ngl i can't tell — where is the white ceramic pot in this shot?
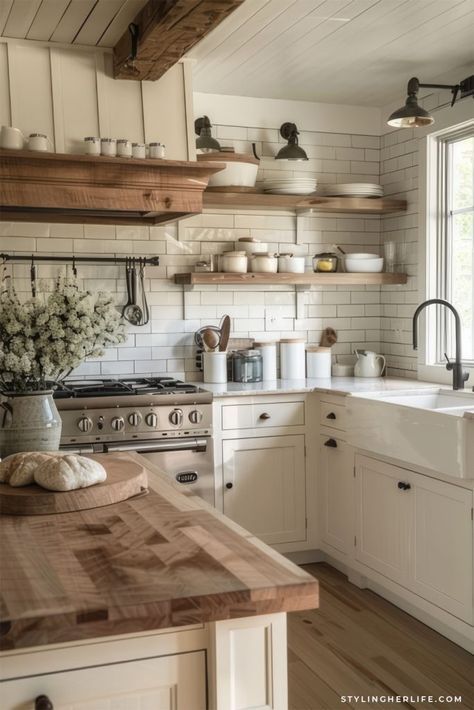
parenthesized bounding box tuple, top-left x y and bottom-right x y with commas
(1, 125, 24, 150)
(249, 253, 277, 273)
(220, 251, 248, 273)
(197, 152, 259, 188)
(278, 254, 306, 273)
(0, 391, 62, 456)
(203, 352, 228, 384)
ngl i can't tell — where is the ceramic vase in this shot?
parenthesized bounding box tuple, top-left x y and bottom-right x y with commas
(0, 391, 62, 457)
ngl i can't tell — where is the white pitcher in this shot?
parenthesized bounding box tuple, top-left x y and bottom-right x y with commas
(354, 350, 386, 378)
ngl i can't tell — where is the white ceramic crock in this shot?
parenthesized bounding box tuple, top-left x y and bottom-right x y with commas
(1, 125, 24, 150)
(278, 254, 306, 273)
(249, 253, 277, 273)
(220, 251, 248, 273)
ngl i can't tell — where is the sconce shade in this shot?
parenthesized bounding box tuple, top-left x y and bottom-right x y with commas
(195, 116, 221, 151)
(275, 122, 308, 160)
(387, 95, 434, 128)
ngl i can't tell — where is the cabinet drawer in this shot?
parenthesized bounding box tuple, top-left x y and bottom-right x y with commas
(320, 400, 346, 430)
(222, 401, 305, 430)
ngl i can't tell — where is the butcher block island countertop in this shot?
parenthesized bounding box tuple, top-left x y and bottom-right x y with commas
(0, 453, 318, 651)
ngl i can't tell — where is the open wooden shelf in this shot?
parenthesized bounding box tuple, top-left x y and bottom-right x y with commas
(175, 272, 408, 286)
(203, 191, 407, 214)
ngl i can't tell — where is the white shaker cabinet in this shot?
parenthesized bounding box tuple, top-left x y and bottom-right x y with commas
(354, 455, 473, 624)
(319, 434, 354, 556)
(222, 435, 306, 546)
(1, 650, 206, 709)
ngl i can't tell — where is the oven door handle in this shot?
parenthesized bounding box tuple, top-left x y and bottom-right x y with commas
(106, 438, 208, 454)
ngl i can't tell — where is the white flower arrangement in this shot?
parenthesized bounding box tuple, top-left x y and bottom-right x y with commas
(0, 274, 126, 393)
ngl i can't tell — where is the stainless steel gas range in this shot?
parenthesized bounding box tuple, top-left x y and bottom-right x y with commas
(55, 378, 214, 505)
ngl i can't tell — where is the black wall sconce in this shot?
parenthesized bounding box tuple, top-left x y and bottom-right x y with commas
(275, 122, 308, 160)
(195, 116, 221, 151)
(387, 75, 474, 128)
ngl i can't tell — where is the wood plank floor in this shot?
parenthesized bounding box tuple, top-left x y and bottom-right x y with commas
(287, 563, 473, 710)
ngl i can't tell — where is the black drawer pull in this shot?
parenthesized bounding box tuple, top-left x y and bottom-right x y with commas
(324, 438, 338, 448)
(36, 696, 54, 710)
(259, 412, 271, 420)
(397, 481, 411, 491)
(225, 482, 233, 489)
(326, 412, 336, 419)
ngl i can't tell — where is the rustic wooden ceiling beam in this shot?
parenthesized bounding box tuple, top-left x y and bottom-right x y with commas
(113, 0, 244, 81)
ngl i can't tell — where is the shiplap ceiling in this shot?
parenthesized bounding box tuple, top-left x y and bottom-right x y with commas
(189, 0, 474, 106)
(0, 0, 148, 46)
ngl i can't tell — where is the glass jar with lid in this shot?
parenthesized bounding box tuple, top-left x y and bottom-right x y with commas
(232, 350, 263, 383)
(313, 252, 339, 272)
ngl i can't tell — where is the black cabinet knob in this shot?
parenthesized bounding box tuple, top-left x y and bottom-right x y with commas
(324, 438, 338, 448)
(326, 412, 336, 419)
(397, 481, 411, 490)
(225, 482, 233, 489)
(36, 696, 54, 710)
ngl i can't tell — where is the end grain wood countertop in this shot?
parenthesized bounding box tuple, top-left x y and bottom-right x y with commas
(0, 453, 318, 650)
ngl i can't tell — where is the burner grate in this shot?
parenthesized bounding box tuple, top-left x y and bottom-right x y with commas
(53, 377, 201, 399)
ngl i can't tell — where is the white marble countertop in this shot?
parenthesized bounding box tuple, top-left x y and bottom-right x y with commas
(202, 377, 441, 398)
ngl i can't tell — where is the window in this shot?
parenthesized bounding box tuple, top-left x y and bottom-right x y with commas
(435, 128, 474, 365)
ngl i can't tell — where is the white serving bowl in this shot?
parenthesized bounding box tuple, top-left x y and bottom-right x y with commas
(345, 256, 384, 273)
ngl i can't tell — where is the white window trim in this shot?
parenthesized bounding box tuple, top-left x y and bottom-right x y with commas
(417, 99, 474, 386)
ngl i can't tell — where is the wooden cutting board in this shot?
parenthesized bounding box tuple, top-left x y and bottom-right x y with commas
(0, 454, 148, 516)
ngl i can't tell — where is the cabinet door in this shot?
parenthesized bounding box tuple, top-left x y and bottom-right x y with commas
(355, 455, 413, 587)
(412, 475, 473, 623)
(1, 651, 206, 710)
(222, 435, 306, 545)
(319, 435, 353, 554)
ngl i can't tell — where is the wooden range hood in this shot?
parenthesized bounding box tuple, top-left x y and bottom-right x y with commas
(0, 150, 223, 226)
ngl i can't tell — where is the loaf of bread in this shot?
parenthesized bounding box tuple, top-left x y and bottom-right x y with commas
(0, 451, 62, 486)
(34, 455, 107, 491)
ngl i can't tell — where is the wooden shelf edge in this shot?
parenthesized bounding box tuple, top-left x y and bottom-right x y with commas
(174, 272, 408, 286)
(202, 192, 407, 214)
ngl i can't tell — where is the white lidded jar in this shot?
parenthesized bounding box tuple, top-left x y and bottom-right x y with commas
(101, 138, 116, 157)
(254, 341, 277, 381)
(116, 139, 132, 157)
(306, 346, 332, 378)
(149, 142, 165, 158)
(84, 136, 100, 155)
(280, 338, 306, 380)
(27, 133, 50, 152)
(132, 142, 146, 159)
(220, 251, 248, 273)
(248, 253, 278, 273)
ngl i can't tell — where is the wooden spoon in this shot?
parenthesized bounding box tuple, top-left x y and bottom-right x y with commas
(219, 315, 231, 352)
(202, 328, 220, 352)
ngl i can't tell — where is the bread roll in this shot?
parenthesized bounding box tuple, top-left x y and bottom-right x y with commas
(34, 455, 107, 491)
(0, 452, 61, 486)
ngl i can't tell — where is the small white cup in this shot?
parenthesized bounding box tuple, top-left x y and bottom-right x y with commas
(149, 142, 165, 159)
(132, 142, 146, 159)
(1, 125, 24, 150)
(101, 138, 116, 157)
(117, 139, 132, 158)
(203, 352, 227, 384)
(84, 136, 100, 155)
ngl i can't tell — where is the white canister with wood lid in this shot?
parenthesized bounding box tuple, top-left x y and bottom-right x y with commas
(254, 341, 277, 380)
(280, 338, 306, 379)
(306, 346, 332, 378)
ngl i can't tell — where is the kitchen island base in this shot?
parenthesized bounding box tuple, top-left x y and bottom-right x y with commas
(0, 612, 288, 709)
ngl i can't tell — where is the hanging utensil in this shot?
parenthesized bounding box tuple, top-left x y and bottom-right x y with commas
(123, 258, 143, 325)
(30, 255, 36, 298)
(138, 258, 150, 325)
(219, 315, 231, 352)
(194, 325, 222, 349)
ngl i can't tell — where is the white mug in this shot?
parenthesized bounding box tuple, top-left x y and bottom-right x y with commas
(1, 125, 24, 150)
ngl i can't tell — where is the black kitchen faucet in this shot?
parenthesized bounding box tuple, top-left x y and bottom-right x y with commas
(412, 299, 469, 390)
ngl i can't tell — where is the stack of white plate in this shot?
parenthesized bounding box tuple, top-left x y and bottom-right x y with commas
(318, 183, 383, 198)
(262, 178, 317, 195)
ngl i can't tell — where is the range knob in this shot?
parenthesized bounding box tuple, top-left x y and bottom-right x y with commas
(145, 412, 158, 428)
(111, 416, 125, 431)
(77, 416, 93, 433)
(169, 408, 183, 426)
(128, 412, 142, 427)
(189, 409, 203, 424)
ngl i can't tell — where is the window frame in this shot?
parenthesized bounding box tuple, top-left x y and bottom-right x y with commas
(417, 101, 474, 386)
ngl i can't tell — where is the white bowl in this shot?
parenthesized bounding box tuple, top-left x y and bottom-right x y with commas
(345, 252, 380, 260)
(237, 239, 268, 255)
(345, 257, 384, 273)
